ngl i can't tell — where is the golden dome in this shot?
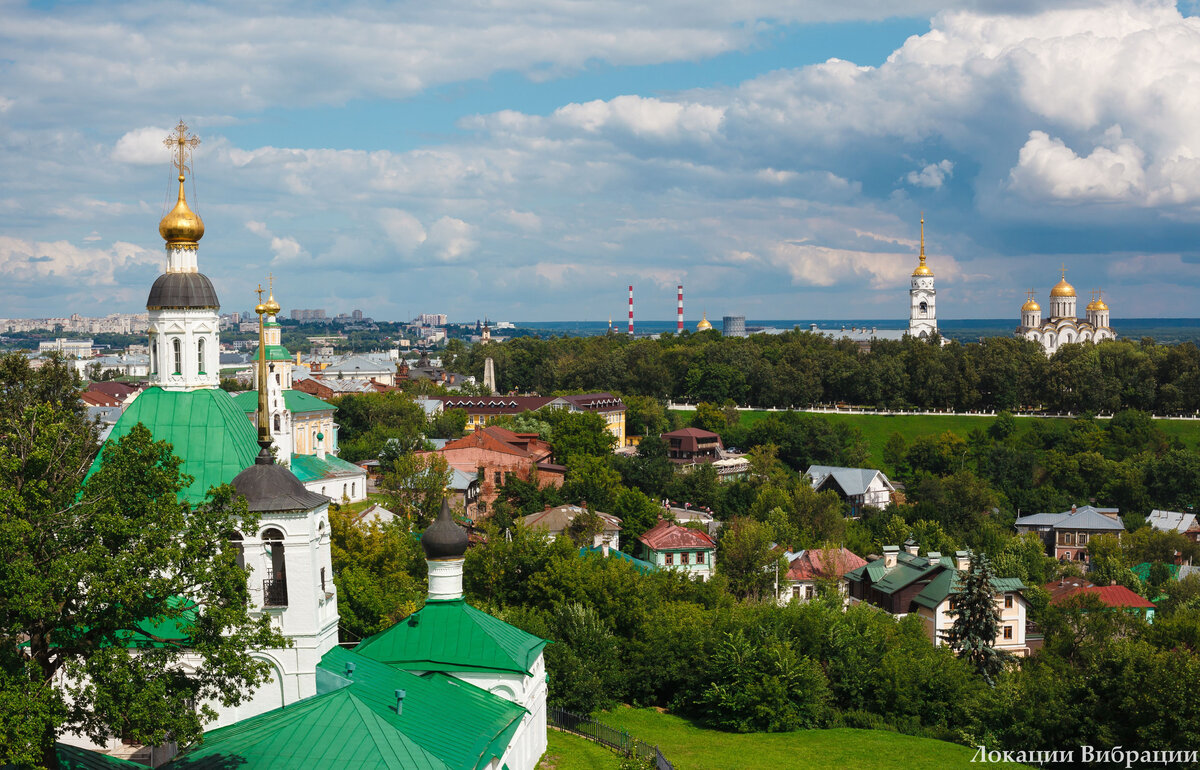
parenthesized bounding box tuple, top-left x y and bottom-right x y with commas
(1093, 295, 1108, 311)
(696, 312, 712, 331)
(1050, 276, 1076, 298)
(158, 176, 205, 245)
(265, 287, 281, 316)
(1022, 297, 1041, 312)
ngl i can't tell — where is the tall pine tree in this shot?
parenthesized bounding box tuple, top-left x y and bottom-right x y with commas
(943, 551, 1010, 685)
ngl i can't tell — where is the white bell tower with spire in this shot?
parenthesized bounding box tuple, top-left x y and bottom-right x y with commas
(146, 121, 220, 391)
(908, 215, 938, 341)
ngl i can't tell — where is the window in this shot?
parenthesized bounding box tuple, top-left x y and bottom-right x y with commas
(150, 338, 157, 374)
(494, 470, 502, 484)
(351, 482, 356, 498)
(665, 553, 674, 565)
(1004, 595, 1014, 609)
(1003, 625, 1013, 640)
(197, 337, 205, 374)
(792, 586, 801, 599)
(273, 414, 281, 432)
(320, 567, 327, 592)
(261, 528, 288, 607)
(680, 552, 690, 565)
(227, 531, 245, 571)
(172, 338, 181, 374)
(948, 597, 958, 611)
(805, 585, 815, 600)
(695, 551, 705, 564)
(275, 372, 281, 386)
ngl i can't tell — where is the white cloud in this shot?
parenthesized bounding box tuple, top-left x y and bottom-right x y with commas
(0, 236, 157, 285)
(427, 217, 477, 261)
(379, 208, 427, 253)
(1009, 129, 1146, 202)
(762, 241, 958, 289)
(112, 127, 172, 165)
(244, 220, 309, 263)
(906, 160, 954, 189)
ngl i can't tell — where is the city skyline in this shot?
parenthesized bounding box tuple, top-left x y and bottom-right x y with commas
(3, 1, 1200, 321)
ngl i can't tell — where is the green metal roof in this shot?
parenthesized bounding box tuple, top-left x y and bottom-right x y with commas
(912, 570, 1027, 610)
(233, 388, 335, 414)
(0, 744, 149, 769)
(318, 647, 525, 770)
(251, 344, 292, 361)
(161, 688, 451, 770)
(1132, 562, 1180, 582)
(579, 545, 658, 573)
(88, 388, 261, 504)
(355, 599, 548, 676)
(289, 453, 364, 483)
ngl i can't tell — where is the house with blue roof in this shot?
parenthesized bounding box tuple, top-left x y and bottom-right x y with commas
(805, 465, 895, 515)
(1014, 504, 1125, 562)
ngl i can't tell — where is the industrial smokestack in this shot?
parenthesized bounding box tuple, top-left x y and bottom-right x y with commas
(628, 285, 634, 335)
(677, 284, 683, 332)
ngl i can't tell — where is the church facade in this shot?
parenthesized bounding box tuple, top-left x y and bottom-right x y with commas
(908, 217, 939, 341)
(1016, 270, 1115, 356)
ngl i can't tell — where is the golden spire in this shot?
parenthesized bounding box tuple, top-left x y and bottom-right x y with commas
(255, 283, 271, 446)
(912, 214, 933, 276)
(158, 120, 205, 247)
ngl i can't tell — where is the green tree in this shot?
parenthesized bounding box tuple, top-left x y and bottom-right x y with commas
(426, 407, 468, 440)
(543, 410, 616, 464)
(328, 508, 425, 642)
(942, 552, 1009, 684)
(561, 455, 621, 511)
(0, 355, 284, 768)
(378, 451, 452, 528)
(717, 517, 781, 600)
(611, 486, 662, 542)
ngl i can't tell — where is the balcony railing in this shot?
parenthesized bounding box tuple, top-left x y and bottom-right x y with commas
(263, 578, 289, 607)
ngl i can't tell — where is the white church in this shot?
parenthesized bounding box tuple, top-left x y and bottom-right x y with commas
(65, 122, 548, 769)
(1016, 269, 1116, 355)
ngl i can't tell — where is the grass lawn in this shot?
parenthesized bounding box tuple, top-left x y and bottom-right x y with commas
(595, 707, 1032, 770)
(708, 410, 1200, 468)
(537, 728, 621, 769)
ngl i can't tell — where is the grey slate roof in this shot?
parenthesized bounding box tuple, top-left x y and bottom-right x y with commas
(806, 465, 893, 497)
(146, 272, 220, 310)
(1147, 509, 1198, 533)
(1014, 505, 1125, 531)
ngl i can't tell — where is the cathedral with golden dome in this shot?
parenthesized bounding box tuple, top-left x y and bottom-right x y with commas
(1016, 268, 1115, 355)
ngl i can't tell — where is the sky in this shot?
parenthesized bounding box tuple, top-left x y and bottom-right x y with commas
(4, 0, 1200, 323)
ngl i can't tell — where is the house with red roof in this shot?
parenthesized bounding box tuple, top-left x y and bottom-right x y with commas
(1045, 578, 1156, 623)
(423, 426, 564, 518)
(636, 519, 717, 581)
(779, 547, 868, 604)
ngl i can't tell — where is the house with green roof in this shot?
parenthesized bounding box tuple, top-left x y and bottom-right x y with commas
(845, 545, 1030, 656)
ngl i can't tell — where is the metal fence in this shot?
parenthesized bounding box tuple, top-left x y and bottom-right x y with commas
(548, 707, 673, 770)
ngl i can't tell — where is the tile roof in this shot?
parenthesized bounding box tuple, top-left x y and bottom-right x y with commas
(555, 393, 625, 411)
(806, 465, 893, 497)
(439, 396, 554, 415)
(88, 388, 261, 504)
(784, 548, 868, 581)
(1049, 583, 1156, 609)
(636, 519, 716, 551)
(355, 599, 548, 676)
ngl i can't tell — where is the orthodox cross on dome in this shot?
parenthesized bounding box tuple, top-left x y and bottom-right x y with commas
(919, 213, 926, 258)
(164, 120, 201, 181)
(1060, 263, 1068, 279)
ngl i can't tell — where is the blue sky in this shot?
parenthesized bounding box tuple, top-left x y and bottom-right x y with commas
(2, 1, 1200, 322)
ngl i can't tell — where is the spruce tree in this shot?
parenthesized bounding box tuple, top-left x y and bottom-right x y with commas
(943, 551, 1010, 684)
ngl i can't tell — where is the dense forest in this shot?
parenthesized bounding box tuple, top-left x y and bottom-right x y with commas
(442, 330, 1200, 414)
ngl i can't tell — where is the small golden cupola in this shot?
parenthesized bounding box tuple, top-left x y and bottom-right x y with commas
(912, 216, 933, 277)
(696, 312, 712, 331)
(1022, 294, 1041, 312)
(1092, 290, 1108, 311)
(158, 120, 205, 247)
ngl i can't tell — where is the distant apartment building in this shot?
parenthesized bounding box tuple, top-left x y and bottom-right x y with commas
(290, 308, 327, 321)
(418, 313, 448, 326)
(38, 338, 94, 359)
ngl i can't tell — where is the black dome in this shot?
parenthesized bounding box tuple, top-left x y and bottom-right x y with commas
(232, 449, 328, 513)
(146, 272, 220, 310)
(422, 498, 468, 559)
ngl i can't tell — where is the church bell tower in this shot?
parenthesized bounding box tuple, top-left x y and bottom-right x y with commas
(908, 216, 938, 340)
(146, 121, 220, 390)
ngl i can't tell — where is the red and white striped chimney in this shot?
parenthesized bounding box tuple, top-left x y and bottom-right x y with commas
(677, 284, 684, 332)
(628, 285, 634, 335)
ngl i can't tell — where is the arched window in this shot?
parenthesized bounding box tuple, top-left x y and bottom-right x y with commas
(351, 482, 356, 498)
(273, 414, 281, 432)
(919, 300, 928, 316)
(275, 372, 281, 386)
(261, 528, 288, 607)
(227, 531, 245, 571)
(172, 338, 182, 375)
(197, 337, 206, 374)
(150, 336, 157, 375)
